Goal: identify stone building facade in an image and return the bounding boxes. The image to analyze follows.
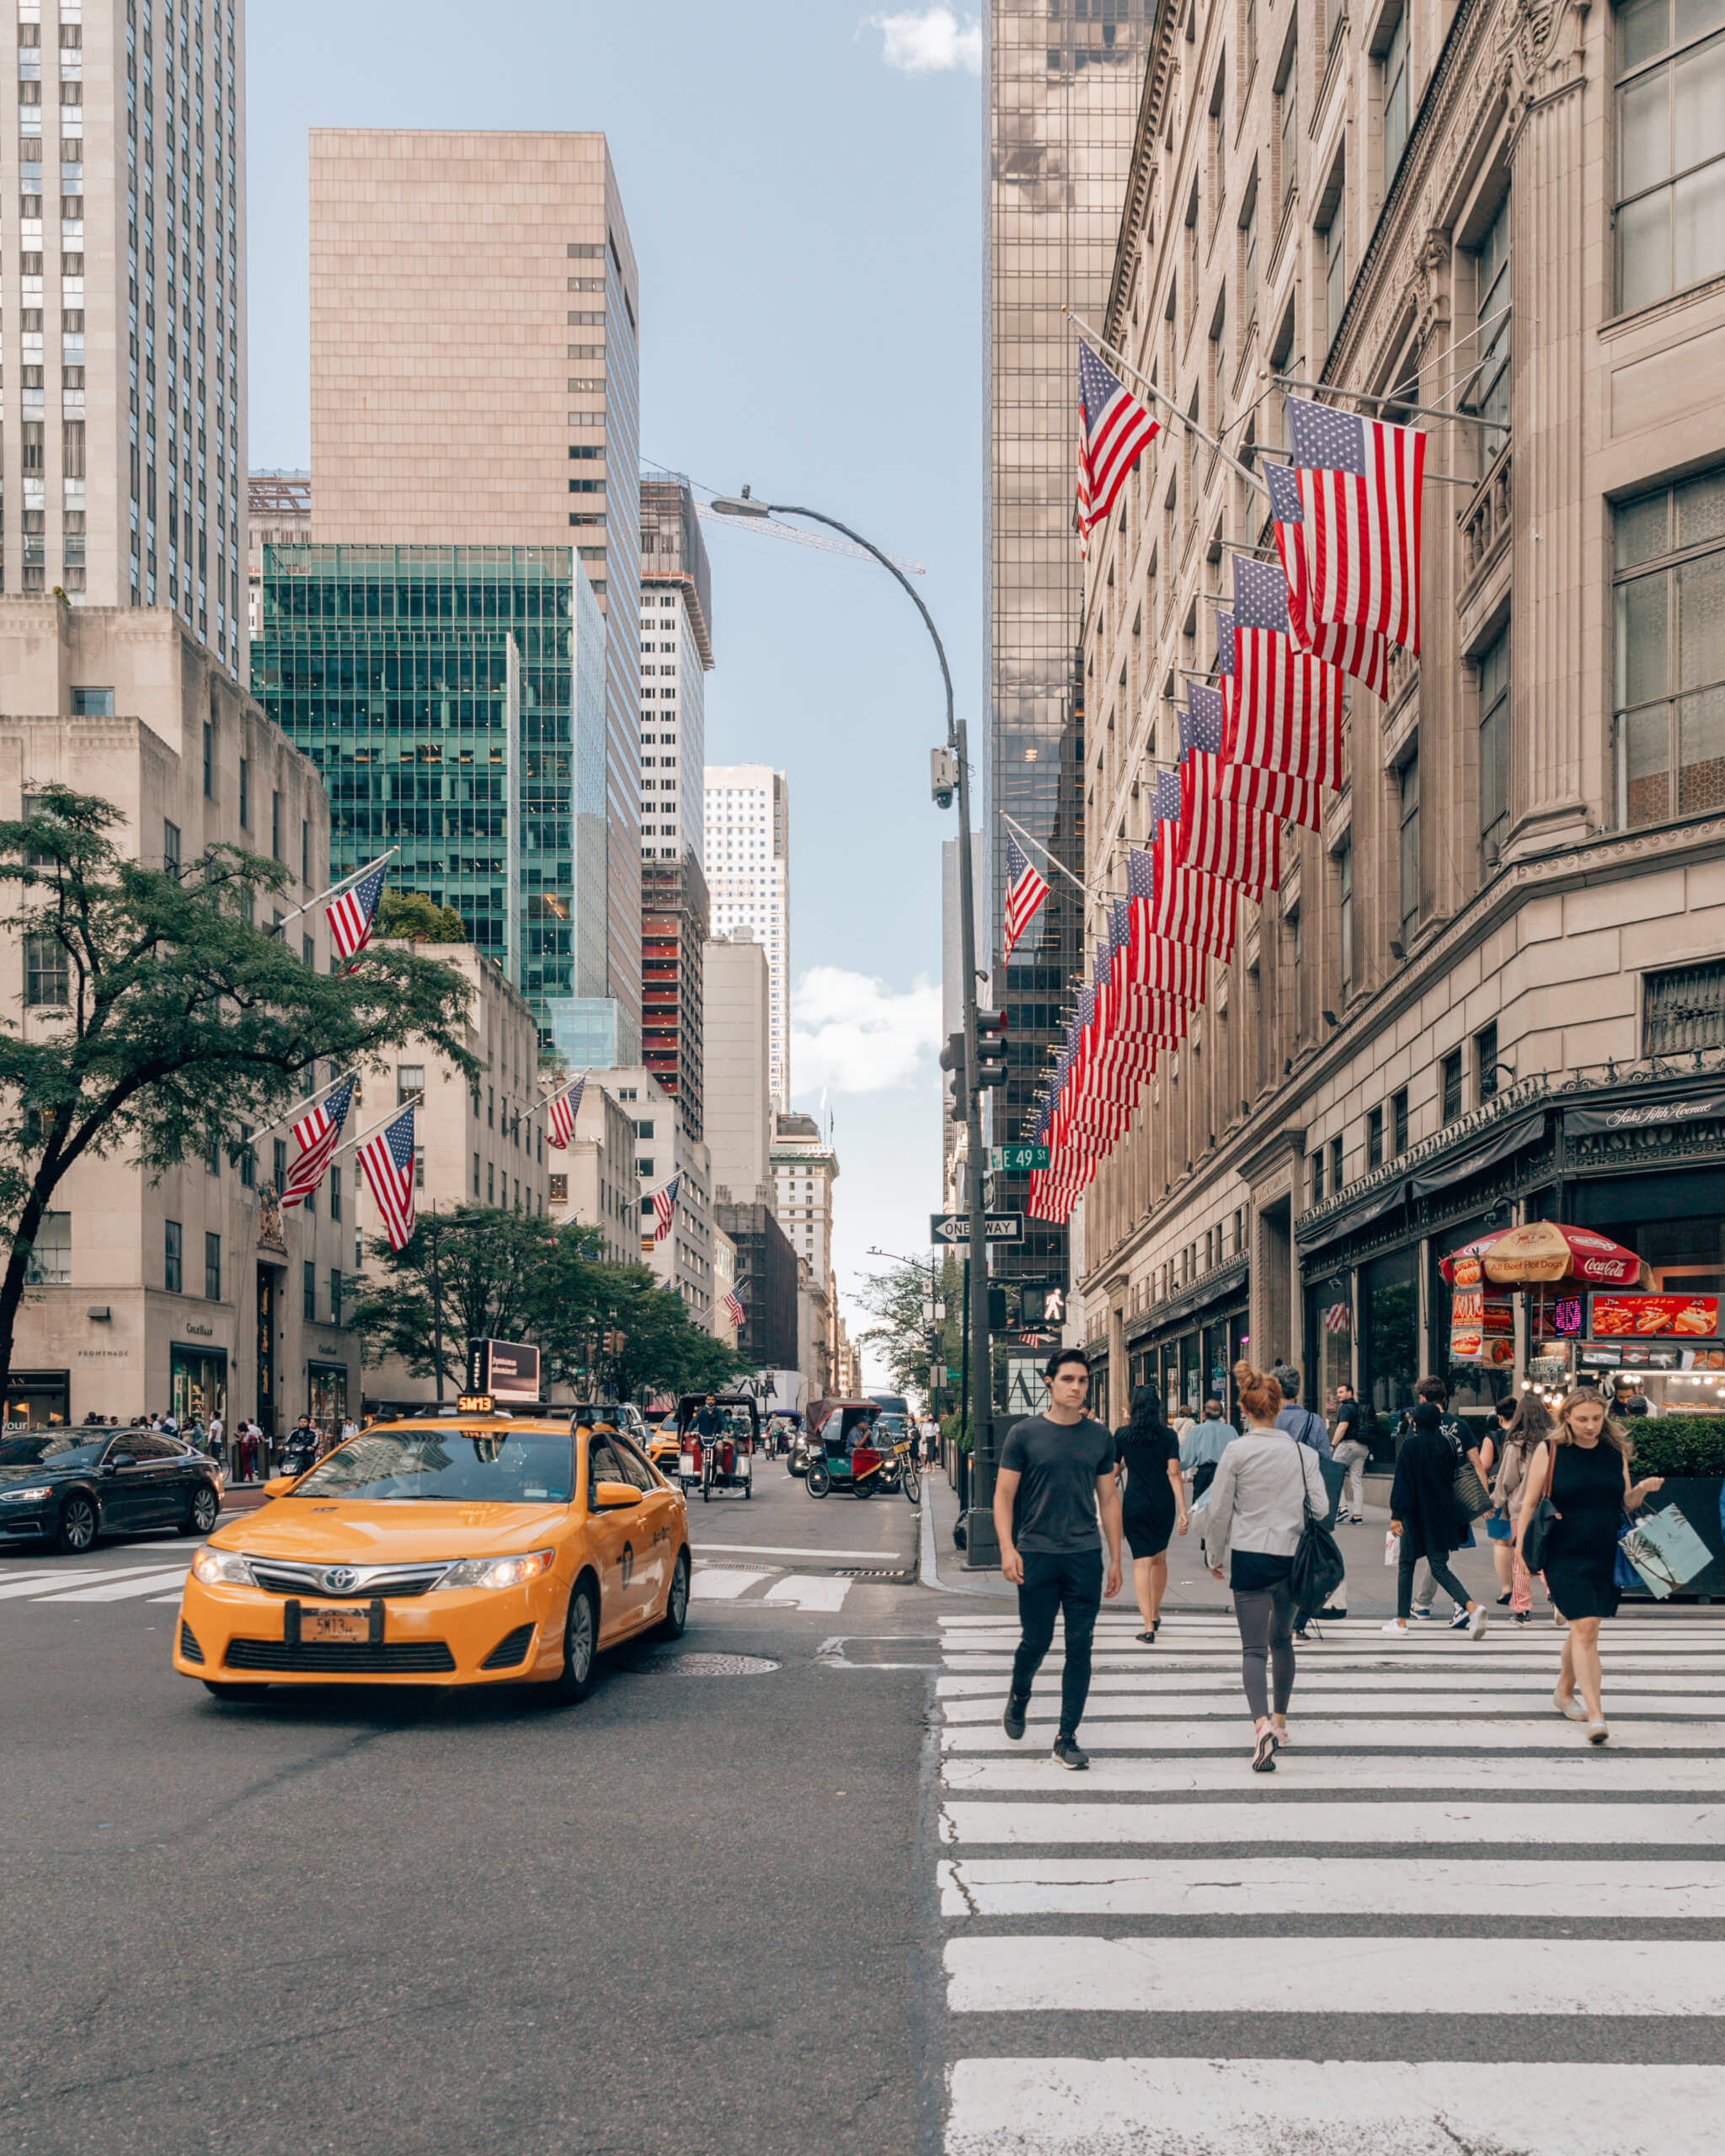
[1075,0,1725,1437]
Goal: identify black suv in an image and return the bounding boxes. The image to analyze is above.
[0,1428,222,1554]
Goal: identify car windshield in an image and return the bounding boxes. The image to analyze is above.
[0,1433,105,1471]
[289,1428,575,1504]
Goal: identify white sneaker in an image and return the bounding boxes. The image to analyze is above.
[1587,1721,1610,1746]
[1380,1619,1410,1636]
[1467,1604,1490,1640]
[1553,1689,1588,1722]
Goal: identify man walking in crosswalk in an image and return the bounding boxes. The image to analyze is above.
[993,1347,1123,1770]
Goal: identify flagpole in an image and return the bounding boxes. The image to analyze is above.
[537,1069,589,1116]
[1269,373,1509,434]
[1064,305,1268,501]
[326,1091,424,1166]
[1001,812,1088,897]
[1254,436,1477,487]
[268,846,398,936]
[244,1065,363,1147]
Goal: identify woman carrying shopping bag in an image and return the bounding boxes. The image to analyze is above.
[1383,1399,1492,1640]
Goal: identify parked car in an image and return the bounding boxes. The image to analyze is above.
[0,1426,222,1554]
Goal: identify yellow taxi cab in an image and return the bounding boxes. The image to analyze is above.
[174,1401,690,1705]
[644,1417,680,1476]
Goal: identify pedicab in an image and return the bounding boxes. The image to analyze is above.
[804,1402,921,1502]
[675,1391,759,1501]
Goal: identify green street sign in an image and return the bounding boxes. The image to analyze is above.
[991,1144,1050,1171]
[946,1368,962,1384]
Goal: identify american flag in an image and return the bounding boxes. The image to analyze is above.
[279,1077,353,1209]
[1076,344,1159,552]
[1323,1301,1352,1334]
[653,1172,681,1241]
[1002,835,1049,962]
[1218,758,1327,831]
[1286,396,1425,654]
[1178,687,1281,894]
[1149,821,1237,958]
[722,1289,745,1328]
[1265,461,1391,697]
[326,862,387,964]
[358,1104,417,1252]
[1152,768,1183,829]
[546,1074,585,1151]
[1227,551,1347,785]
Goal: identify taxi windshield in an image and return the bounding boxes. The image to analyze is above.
[290,1428,575,1504]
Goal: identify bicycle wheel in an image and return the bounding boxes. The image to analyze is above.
[903,1457,922,1504]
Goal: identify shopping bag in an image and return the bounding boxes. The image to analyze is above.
[1383,1529,1399,1567]
[1619,1502,1712,1598]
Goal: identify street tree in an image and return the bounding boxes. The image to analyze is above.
[0,787,478,1408]
[857,1251,963,1401]
[577,1263,748,1403]
[376,889,469,943]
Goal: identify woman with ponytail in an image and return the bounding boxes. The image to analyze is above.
[1204,1361,1329,1772]
[1113,1385,1188,1641]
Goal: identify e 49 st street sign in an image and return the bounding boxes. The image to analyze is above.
[930,1213,1024,1246]
[989,1144,1050,1171]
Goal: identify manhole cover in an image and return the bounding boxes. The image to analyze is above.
[629,1651,780,1677]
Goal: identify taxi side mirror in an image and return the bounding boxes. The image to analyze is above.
[262,1475,296,1497]
[591,1481,643,1511]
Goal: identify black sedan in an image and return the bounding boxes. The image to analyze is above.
[0,1428,222,1554]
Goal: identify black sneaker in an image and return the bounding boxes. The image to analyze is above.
[1002,1693,1028,1741]
[1051,1735,1089,1771]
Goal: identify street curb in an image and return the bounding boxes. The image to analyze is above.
[919,1467,1007,1597]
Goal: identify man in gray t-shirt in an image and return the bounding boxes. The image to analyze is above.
[994,1349,1123,1770]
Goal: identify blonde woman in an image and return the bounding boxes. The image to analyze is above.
[1514,1390,1665,1744]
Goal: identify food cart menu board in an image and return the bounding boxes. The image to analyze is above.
[1589,1294,1721,1340]
[1450,1287,1515,1365]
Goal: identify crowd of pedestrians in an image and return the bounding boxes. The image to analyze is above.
[992,1346,1671,1773]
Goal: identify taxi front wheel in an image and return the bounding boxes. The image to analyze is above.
[548,1579,599,1705]
[653,1549,690,1641]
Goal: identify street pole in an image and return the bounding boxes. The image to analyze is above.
[711,492,997,1565]
[427,1216,446,1404]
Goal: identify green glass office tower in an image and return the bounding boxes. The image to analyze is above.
[254,542,628,1050]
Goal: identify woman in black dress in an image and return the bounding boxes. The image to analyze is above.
[1114,1385,1188,1641]
[1515,1389,1664,1744]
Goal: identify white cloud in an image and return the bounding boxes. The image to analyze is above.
[791,965,943,1095]
[863,8,983,75]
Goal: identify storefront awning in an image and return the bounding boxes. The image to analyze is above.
[1405,1108,1548,1198]
[1124,1257,1248,1341]
[1563,1091,1725,1137]
[1295,1181,1406,1251]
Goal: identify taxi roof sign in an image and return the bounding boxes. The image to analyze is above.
[457,1393,494,1414]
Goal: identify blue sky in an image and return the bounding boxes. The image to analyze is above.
[246,3,985,1374]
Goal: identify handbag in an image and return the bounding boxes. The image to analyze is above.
[1620,1502,1712,1599]
[1446,1425,1492,1521]
[1521,1447,1561,1574]
[1290,1456,1345,1613]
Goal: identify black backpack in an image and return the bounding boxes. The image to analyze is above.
[1290,1457,1346,1613]
[1190,1456,1219,1502]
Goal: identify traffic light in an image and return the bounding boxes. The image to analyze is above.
[975,1008,1007,1089]
[1018,1283,1049,1327]
[924,1326,944,1359]
[939,1029,969,1123]
[988,1283,1008,1331]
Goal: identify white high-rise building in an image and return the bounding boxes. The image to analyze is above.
[638,474,711,863]
[703,764,790,1112]
[1,0,248,676]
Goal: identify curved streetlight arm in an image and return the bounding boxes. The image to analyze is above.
[764,506,957,750]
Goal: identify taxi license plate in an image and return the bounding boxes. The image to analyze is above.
[302,1606,370,1643]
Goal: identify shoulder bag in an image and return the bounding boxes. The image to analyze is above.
[1290,1451,1345,1614]
[1446,1422,1493,1522]
[1520,1446,1561,1575]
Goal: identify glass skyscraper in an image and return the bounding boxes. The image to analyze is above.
[985,0,1151,1292]
[254,542,634,1056]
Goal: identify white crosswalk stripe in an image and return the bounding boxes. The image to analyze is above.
[689,1563,852,1611]
[932,1607,1725,2153]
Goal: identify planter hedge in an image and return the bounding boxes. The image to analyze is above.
[1621,1417,1725,1477]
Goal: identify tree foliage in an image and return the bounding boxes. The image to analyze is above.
[377,889,469,944]
[857,1252,964,1401]
[351,1205,747,1401]
[0,787,478,1401]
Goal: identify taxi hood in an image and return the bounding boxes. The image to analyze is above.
[213,1500,572,1564]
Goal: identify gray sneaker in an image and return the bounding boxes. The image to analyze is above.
[1051,1734,1089,1770]
[1002,1693,1028,1741]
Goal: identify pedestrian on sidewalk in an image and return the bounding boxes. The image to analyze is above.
[1408,1377,1492,1621]
[1113,1384,1188,1643]
[1273,1365,1345,1632]
[1383,1398,1491,1641]
[1514,1388,1665,1743]
[1493,1392,1551,1622]
[1179,1399,1236,1505]
[1204,1362,1329,1774]
[996,1347,1123,1773]
[1330,1383,1370,1524]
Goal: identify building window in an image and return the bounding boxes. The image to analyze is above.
[487,1161,495,1204]
[1644,959,1725,1054]
[1276,24,1299,207]
[271,790,281,859]
[1329,1134,1344,1193]
[24,935,69,1007]
[238,757,249,829]
[165,1220,183,1294]
[1397,745,1421,940]
[239,1126,256,1192]
[25,1211,71,1286]
[1476,1019,1501,1102]
[1477,626,1511,868]
[70,686,113,717]
[1391,1087,1409,1155]
[163,820,181,875]
[1381,7,1410,179]
[1615,0,1725,313]
[203,721,214,798]
[273,1139,289,1195]
[1337,838,1354,994]
[1367,1103,1385,1170]
[330,1165,342,1221]
[1441,1049,1464,1123]
[1465,196,1511,468]
[397,1065,425,1106]
[303,1259,316,1320]
[205,1232,222,1303]
[414,1148,425,1192]
[1310,1149,1325,1205]
[331,1267,344,1322]
[1322,195,1346,350]
[1614,471,1725,827]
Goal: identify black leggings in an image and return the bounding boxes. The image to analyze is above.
[1010,1549,1104,1739]
[1399,1547,1470,1620]
[1234,1579,1296,1720]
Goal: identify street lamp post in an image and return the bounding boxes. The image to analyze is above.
[716,490,997,1564]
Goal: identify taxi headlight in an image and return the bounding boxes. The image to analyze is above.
[1,1486,51,1502]
[192,1547,256,1586]
[433,1549,555,1591]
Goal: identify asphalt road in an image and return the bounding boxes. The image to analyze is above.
[0,1455,941,2156]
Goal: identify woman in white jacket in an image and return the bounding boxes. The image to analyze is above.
[1205,1361,1329,1772]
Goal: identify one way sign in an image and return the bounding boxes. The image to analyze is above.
[930,1213,1024,1246]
